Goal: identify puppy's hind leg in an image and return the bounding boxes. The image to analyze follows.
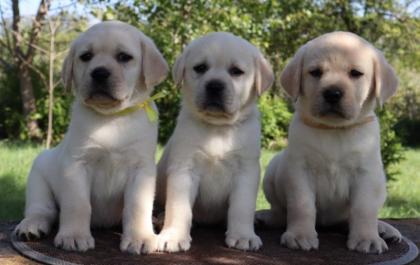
[255,208,285,229]
[378,220,402,242]
[255,160,286,229]
[15,153,57,240]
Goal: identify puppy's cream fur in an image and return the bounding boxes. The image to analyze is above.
[156,32,274,252]
[257,32,401,254]
[14,21,168,254]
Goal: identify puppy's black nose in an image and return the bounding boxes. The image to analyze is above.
[205,80,225,98]
[323,87,343,104]
[90,67,111,82]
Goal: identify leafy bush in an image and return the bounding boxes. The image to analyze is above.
[36,91,73,144]
[377,107,404,180]
[390,68,420,147]
[0,68,71,145]
[258,94,292,149]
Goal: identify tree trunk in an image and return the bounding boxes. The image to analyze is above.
[46,21,56,148]
[10,0,52,140]
[18,65,41,139]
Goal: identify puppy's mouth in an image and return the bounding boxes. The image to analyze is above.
[318,105,350,119]
[84,91,122,108]
[202,101,226,112]
[200,110,233,119]
[198,101,233,117]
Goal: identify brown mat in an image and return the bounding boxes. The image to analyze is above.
[11,225,418,265]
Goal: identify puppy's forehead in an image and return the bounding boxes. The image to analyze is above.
[74,22,140,54]
[305,32,373,69]
[187,32,256,66]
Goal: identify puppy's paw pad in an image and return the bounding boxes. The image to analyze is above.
[225,233,262,251]
[347,235,388,254]
[281,230,319,251]
[54,232,95,252]
[14,217,51,240]
[157,229,191,253]
[120,233,158,254]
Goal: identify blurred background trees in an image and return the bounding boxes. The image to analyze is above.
[0,0,419,178]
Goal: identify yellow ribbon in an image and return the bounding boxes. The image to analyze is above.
[111,92,166,122]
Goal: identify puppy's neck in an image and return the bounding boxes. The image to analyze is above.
[80,92,161,122]
[300,114,375,130]
[181,104,257,128]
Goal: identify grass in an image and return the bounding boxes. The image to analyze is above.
[380,149,420,218]
[0,141,42,221]
[0,141,418,221]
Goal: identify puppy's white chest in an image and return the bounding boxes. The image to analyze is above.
[86,146,139,226]
[201,133,234,160]
[90,120,143,151]
[88,147,136,194]
[194,133,240,196]
[193,149,240,193]
[313,161,350,195]
[191,143,241,223]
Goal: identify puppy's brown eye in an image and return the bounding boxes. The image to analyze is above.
[193,63,208,74]
[229,66,244,76]
[80,52,93,62]
[117,52,133,63]
[350,69,363,78]
[309,68,322,78]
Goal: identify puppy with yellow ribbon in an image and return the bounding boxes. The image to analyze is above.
[14,21,168,255]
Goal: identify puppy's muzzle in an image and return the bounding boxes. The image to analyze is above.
[85,67,120,108]
[323,86,343,105]
[203,79,226,112]
[318,86,348,118]
[91,67,111,83]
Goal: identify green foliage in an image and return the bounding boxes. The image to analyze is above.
[36,91,73,144]
[390,68,420,147]
[0,65,72,144]
[377,107,404,180]
[258,94,292,149]
[0,14,86,145]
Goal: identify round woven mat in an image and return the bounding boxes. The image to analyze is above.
[11,226,418,265]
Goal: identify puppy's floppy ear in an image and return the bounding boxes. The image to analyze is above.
[140,35,169,90]
[172,51,187,87]
[62,45,75,90]
[373,49,398,105]
[254,53,274,95]
[280,45,306,100]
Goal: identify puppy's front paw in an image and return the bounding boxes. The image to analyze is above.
[225,232,262,251]
[54,231,95,252]
[157,228,191,253]
[347,234,388,254]
[281,229,319,251]
[120,233,158,254]
[14,216,51,240]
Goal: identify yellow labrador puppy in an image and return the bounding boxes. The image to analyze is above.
[14,21,168,254]
[257,32,401,253]
[156,32,274,252]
